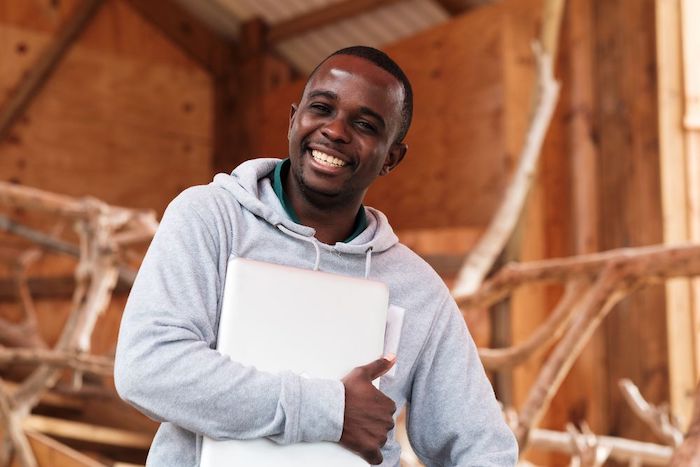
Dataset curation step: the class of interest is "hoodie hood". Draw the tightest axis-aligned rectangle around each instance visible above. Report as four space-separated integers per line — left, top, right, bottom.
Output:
211 158 399 257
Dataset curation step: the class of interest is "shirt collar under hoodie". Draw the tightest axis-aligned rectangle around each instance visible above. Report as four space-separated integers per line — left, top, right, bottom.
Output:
211 158 400 277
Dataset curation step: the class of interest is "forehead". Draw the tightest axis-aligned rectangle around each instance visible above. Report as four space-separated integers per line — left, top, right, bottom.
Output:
304 55 404 120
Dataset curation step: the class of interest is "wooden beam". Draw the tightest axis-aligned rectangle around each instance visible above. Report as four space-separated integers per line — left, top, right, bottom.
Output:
23 431 106 467
23 416 153 450
433 0 495 16
682 0 700 383
125 0 236 76
657 0 697 427
0 276 131 301
267 0 404 44
0 0 105 143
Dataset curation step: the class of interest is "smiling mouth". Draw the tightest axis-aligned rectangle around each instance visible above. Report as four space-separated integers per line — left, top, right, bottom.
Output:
310 149 347 168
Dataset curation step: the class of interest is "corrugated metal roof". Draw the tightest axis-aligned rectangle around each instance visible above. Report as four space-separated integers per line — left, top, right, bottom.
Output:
175 0 453 72
276 0 448 72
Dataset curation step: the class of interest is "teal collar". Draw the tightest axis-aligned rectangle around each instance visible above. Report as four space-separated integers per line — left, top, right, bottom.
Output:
272 159 367 243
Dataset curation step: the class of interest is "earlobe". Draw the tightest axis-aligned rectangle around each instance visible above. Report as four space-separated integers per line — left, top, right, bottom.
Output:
380 143 408 176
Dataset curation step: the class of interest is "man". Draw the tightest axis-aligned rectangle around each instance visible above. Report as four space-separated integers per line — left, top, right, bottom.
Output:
115 46 517 466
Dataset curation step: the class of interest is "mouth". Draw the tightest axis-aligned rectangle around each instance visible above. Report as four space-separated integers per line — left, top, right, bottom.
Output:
309 148 348 168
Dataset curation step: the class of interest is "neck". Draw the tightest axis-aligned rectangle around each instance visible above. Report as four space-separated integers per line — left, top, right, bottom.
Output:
285 172 363 245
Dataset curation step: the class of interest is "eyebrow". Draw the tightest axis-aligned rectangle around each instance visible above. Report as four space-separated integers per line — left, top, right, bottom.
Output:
307 89 387 130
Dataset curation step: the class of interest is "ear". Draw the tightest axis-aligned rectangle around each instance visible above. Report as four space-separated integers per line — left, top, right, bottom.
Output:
380 142 407 176
287 104 298 140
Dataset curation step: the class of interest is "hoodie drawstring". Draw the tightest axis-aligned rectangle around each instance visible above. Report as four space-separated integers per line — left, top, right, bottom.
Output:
364 247 373 279
276 224 373 278
277 224 321 271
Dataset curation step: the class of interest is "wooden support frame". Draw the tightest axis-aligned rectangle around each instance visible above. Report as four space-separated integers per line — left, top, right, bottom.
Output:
0 0 105 143
267 0 404 44
124 0 236 76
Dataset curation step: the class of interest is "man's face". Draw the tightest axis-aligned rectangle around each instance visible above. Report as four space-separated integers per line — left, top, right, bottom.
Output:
287 55 407 206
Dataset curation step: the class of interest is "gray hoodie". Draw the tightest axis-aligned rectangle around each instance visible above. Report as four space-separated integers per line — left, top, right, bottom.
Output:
114 158 517 466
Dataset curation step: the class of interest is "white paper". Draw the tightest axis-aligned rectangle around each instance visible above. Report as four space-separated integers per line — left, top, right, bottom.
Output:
383 304 405 378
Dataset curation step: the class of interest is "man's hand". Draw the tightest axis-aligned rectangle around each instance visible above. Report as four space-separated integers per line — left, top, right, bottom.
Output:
340 354 397 465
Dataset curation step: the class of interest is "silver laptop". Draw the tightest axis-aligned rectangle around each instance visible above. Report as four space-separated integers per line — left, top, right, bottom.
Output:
200 257 389 467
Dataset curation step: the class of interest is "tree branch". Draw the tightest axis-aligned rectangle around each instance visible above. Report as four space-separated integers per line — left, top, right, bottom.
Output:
457 243 700 309
479 280 588 370
619 379 684 447
452 43 561 297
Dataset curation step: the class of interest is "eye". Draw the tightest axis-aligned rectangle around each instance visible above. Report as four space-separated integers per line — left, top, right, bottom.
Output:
355 120 377 134
309 103 331 114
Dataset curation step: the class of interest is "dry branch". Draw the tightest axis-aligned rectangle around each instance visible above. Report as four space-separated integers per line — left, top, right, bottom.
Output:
0 181 158 463
514 264 626 445
566 422 612 467
479 280 587 370
452 43 561 297
457 243 700 309
0 347 113 376
0 385 36 467
619 379 684 447
529 427 673 465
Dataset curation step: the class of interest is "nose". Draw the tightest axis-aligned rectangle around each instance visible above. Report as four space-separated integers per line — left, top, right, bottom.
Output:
321 117 351 143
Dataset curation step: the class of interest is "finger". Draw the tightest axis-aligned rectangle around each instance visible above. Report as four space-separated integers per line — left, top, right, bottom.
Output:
362 353 396 380
366 449 383 465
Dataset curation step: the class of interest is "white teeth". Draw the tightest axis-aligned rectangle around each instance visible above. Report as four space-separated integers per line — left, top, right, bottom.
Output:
311 149 346 167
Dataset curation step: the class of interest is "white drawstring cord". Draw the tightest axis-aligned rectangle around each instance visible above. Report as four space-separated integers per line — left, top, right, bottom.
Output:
277 224 321 271
364 247 373 278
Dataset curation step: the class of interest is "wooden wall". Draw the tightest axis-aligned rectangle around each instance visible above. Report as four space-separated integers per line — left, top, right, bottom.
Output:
0 0 214 211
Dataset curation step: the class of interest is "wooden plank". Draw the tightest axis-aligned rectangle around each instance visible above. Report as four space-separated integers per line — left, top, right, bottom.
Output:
19 430 107 467
23 416 153 450
0 276 130 301
561 0 608 438
681 0 700 129
682 0 700 382
656 0 697 427
0 0 104 143
593 0 669 443
124 0 235 76
687 132 700 380
267 0 404 44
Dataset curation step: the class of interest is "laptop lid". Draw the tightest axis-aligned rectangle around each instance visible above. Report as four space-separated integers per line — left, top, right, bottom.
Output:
200 257 389 467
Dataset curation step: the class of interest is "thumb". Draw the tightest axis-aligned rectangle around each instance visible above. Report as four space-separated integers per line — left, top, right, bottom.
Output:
362 353 396 380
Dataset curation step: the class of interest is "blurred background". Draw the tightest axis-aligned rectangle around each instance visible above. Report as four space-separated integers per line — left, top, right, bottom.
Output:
1 0 699 465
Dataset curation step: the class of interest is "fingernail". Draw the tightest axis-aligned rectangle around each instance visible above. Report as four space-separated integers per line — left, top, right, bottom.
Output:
384 353 396 362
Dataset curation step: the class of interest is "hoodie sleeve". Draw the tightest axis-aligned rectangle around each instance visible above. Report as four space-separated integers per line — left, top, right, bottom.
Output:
114 188 345 444
406 295 518 466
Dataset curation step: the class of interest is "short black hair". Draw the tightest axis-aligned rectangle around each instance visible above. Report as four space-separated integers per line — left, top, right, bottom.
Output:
307 46 413 143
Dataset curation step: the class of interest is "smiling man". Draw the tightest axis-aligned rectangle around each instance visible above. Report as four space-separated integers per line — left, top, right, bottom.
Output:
115 46 517 466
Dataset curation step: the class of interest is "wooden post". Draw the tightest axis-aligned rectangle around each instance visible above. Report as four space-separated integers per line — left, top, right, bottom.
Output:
657 0 697 427
681 0 700 385
214 18 297 173
593 0 669 441
563 0 608 435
